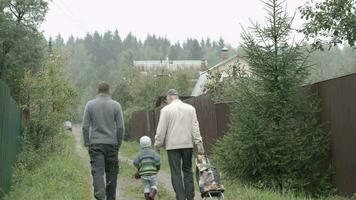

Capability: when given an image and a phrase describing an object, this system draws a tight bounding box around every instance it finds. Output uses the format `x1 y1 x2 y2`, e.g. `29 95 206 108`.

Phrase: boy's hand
133 171 141 179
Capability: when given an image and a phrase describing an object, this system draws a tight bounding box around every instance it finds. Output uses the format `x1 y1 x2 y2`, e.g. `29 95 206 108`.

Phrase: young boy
133 136 160 200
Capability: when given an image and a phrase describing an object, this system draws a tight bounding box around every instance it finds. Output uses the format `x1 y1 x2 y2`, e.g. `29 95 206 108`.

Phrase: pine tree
214 0 332 196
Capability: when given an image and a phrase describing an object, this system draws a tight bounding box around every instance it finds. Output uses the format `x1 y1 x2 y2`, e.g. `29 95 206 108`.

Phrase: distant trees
300 0 356 49
52 30 238 119
308 46 356 82
56 31 237 73
184 38 204 59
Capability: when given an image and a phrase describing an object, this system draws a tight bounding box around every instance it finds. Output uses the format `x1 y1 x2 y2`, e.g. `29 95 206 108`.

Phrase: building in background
134 57 207 73
191 47 249 96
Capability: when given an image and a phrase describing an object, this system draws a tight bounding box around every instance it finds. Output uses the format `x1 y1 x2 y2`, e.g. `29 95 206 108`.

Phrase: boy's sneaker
144 193 150 200
149 188 157 199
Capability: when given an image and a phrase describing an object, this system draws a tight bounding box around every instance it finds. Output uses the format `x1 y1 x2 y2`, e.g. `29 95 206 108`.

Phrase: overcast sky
41 0 305 47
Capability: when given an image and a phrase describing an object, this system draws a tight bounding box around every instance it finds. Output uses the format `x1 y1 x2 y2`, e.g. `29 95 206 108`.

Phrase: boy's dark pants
167 148 194 200
89 144 119 200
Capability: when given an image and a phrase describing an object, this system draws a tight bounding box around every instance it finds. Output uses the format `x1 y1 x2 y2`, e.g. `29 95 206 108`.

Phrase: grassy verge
120 141 348 200
221 181 348 200
4 133 91 200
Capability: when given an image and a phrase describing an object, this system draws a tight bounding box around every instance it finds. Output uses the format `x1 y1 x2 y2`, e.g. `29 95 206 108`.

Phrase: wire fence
0 80 22 199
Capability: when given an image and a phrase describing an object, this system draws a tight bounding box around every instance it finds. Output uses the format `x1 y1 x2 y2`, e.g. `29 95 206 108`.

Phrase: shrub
21 54 77 150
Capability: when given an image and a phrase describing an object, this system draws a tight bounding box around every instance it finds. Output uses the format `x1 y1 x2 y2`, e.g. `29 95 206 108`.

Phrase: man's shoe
149 188 157 200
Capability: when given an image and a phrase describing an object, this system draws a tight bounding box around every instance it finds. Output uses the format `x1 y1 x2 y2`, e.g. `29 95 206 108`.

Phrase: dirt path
72 125 95 200
72 125 201 200
72 125 138 200
120 152 203 200
119 155 174 194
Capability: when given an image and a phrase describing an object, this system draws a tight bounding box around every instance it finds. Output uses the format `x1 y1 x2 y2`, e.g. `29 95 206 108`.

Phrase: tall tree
214 0 332 196
0 0 48 103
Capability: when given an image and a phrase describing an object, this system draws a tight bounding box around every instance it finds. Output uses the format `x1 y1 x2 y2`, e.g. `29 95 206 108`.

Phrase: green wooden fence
0 80 22 199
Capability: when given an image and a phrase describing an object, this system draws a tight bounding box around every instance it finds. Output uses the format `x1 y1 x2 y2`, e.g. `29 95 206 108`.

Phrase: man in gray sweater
82 82 124 200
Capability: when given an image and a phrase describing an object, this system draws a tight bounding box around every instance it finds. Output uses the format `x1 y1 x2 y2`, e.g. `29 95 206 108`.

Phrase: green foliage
110 67 195 137
5 134 91 200
203 61 243 100
300 0 356 49
22 54 77 150
0 2 83 198
0 0 48 103
5 0 48 25
214 0 333 197
112 80 133 109
203 70 223 97
221 180 345 200
129 70 194 110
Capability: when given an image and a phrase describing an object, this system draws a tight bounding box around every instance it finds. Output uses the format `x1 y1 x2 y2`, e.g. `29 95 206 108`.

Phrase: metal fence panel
315 74 356 195
189 95 218 152
130 110 149 141
0 80 22 199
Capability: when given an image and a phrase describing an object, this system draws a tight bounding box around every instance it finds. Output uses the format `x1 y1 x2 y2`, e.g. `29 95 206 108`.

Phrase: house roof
191 55 239 96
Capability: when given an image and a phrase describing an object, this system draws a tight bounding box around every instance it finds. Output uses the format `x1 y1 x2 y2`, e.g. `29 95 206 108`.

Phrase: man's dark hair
98 82 110 94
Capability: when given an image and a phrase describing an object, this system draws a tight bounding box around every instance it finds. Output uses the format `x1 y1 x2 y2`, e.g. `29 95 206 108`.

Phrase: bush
21 54 77 150
6 53 82 198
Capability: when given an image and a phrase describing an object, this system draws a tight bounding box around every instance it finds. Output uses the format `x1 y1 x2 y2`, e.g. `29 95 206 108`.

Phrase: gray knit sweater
82 94 124 146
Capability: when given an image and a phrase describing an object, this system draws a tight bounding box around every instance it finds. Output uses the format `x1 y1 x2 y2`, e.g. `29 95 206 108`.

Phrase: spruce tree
214 0 332 196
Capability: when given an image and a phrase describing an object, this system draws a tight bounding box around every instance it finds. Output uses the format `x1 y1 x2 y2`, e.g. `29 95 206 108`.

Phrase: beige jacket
154 99 203 150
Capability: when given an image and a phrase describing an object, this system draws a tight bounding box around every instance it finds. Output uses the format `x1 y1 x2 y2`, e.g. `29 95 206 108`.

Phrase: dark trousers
89 144 119 200
167 148 194 200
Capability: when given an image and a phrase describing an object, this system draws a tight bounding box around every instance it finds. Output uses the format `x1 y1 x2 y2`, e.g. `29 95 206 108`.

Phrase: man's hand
196 143 205 155
154 145 160 154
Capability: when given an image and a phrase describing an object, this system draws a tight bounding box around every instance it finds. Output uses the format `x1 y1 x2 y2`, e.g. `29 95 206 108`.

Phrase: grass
120 140 349 200
4 133 91 200
221 180 349 200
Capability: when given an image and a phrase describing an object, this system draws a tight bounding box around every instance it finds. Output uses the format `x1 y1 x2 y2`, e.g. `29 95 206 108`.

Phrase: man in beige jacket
154 89 205 200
